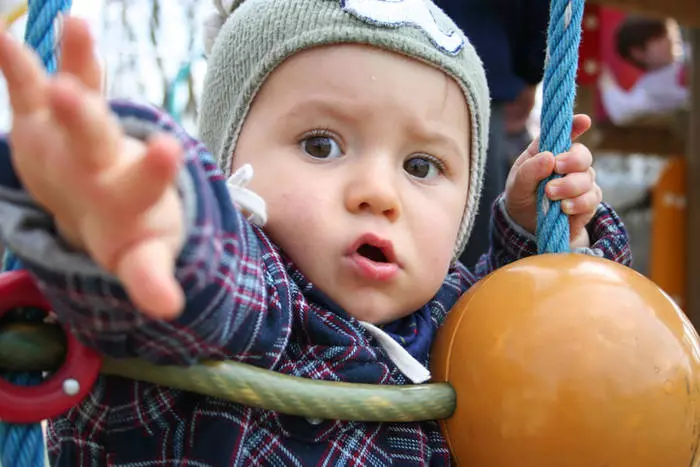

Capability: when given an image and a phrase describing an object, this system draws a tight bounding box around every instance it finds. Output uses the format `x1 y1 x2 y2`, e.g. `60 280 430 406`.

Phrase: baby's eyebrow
407 123 468 161
276 97 470 160
276 98 361 126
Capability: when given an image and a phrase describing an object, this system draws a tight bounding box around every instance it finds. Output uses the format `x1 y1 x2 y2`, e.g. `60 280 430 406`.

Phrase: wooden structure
579 1 700 326
688 28 700 328
589 0 700 27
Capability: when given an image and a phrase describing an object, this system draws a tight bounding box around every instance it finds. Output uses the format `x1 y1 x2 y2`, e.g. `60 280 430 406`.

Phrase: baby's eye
300 135 343 159
404 155 444 180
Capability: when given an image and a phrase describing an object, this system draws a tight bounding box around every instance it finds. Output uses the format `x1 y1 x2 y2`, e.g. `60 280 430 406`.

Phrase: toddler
0 0 630 465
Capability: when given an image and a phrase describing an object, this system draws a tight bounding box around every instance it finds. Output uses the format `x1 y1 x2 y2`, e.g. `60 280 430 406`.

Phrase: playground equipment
1 0 699 466
590 0 700 27
432 254 700 467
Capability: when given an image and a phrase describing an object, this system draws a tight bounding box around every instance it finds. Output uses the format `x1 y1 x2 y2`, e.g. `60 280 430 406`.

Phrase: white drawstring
360 321 432 384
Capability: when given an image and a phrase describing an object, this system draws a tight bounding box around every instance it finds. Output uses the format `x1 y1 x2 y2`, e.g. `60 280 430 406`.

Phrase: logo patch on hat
340 0 464 55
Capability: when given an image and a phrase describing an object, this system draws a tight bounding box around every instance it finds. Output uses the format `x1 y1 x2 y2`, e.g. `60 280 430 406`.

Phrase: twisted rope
24 0 70 73
0 322 456 422
536 0 585 254
0 2 72 466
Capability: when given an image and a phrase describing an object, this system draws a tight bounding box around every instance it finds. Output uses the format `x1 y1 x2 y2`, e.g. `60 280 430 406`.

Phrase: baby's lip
347 233 400 266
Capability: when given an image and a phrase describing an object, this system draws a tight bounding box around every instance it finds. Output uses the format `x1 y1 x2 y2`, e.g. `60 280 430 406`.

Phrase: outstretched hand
504 114 602 248
0 17 186 319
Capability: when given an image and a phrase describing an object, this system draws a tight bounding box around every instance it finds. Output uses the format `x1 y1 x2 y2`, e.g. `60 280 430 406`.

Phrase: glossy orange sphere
431 253 700 467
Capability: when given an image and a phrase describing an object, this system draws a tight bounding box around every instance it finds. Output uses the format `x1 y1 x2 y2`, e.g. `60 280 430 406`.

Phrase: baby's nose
344 166 401 221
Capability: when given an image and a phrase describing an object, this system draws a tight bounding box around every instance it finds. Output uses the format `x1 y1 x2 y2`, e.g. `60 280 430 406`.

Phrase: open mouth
356 244 390 263
349 234 397 265
347 234 400 281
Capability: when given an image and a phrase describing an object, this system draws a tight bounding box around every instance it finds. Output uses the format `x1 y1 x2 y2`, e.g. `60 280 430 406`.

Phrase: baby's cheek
414 216 459 275
278 191 325 229
265 191 328 255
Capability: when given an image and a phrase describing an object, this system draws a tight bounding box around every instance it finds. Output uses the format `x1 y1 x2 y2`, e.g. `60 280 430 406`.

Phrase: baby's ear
203 0 247 57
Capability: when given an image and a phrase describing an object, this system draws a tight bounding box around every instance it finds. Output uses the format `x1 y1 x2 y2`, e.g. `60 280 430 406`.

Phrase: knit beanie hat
199 0 491 257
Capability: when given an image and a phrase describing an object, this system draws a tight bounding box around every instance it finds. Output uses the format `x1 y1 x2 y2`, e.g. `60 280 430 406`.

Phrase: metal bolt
584 59 599 75
62 378 80 396
584 15 599 30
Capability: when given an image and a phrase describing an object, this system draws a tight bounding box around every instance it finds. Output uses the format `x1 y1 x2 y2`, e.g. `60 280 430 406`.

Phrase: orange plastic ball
431 253 700 467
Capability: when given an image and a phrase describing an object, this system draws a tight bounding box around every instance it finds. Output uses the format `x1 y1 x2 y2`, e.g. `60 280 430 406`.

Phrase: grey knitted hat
199 0 491 257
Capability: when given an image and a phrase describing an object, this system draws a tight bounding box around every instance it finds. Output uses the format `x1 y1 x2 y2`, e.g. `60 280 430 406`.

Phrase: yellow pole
2 2 27 27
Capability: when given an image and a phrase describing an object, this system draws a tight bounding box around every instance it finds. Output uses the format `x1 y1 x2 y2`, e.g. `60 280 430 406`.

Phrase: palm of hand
0 18 185 319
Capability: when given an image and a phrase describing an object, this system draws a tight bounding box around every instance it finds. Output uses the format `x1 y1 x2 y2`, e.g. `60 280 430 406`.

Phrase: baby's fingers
100 135 182 217
560 185 603 216
116 238 184 320
47 74 121 171
59 17 102 92
509 151 555 196
554 143 593 175
511 114 593 169
0 31 48 114
546 168 595 200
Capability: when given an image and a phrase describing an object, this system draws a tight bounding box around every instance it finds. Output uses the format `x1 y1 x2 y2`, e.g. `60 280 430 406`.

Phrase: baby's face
233 44 471 323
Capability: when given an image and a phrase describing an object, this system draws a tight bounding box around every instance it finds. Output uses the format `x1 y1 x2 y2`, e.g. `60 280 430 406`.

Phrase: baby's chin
336 293 429 325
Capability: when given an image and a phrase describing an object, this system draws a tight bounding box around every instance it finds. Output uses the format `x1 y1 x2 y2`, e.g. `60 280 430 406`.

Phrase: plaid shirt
0 101 632 466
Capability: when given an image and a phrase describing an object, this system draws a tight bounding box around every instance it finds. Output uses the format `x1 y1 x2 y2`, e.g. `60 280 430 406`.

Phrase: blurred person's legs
504 127 532 171
502 84 537 170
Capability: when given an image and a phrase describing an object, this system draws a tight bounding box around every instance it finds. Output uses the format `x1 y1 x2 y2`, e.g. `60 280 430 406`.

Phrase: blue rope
166 58 192 123
0 372 46 467
0 2 72 466
536 0 585 254
24 0 72 73
165 52 204 123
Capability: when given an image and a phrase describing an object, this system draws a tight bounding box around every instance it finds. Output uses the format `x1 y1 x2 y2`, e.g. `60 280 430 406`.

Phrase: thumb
509 151 555 200
571 114 592 142
514 113 591 170
116 238 184 320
